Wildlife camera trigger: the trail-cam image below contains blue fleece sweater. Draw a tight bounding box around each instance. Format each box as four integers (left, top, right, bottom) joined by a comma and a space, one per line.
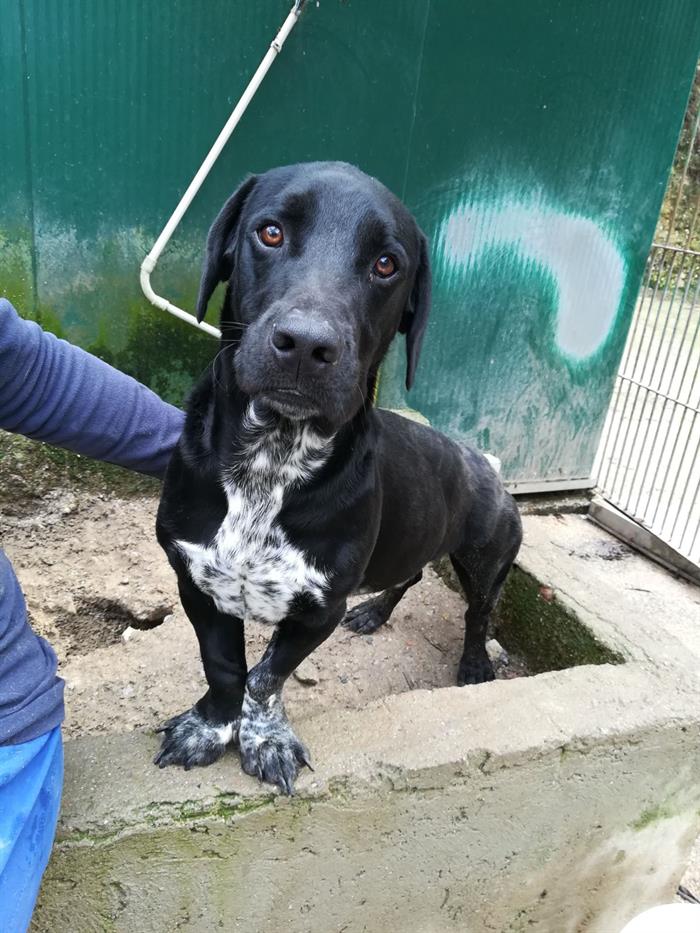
0, 298, 184, 744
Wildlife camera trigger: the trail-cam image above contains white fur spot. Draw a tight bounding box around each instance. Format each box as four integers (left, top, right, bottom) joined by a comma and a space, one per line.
251, 451, 270, 472
240, 689, 289, 754
176, 409, 332, 625
213, 722, 236, 745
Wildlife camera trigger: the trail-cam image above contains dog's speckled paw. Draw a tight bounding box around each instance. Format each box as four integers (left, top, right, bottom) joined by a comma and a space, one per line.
154, 707, 237, 770
239, 691, 312, 795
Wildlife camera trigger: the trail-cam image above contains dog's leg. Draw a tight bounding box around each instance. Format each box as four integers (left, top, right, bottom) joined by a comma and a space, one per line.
154, 576, 247, 770
239, 605, 344, 794
450, 496, 522, 686
450, 551, 515, 686
341, 572, 422, 634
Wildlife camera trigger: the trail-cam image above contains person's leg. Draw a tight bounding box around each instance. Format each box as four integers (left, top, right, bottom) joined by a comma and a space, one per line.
0, 726, 63, 933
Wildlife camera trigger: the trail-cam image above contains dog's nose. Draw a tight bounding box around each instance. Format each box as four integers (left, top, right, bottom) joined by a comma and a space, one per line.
271, 316, 341, 372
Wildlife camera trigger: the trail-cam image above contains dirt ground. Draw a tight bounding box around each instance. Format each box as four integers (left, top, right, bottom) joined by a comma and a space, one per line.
2, 487, 527, 741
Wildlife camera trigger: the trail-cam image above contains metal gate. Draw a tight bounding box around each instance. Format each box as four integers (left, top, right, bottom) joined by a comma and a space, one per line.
594, 70, 700, 580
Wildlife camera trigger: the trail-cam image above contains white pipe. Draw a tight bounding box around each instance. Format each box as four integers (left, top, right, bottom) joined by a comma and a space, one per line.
140, 0, 307, 338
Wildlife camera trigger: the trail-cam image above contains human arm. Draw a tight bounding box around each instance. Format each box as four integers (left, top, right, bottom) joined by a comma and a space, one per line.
0, 298, 184, 477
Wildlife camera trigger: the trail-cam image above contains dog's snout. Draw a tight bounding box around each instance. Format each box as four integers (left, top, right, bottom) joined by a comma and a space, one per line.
271, 314, 341, 372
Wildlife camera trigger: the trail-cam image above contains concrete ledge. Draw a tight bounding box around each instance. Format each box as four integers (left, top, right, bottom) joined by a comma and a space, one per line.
33, 515, 700, 932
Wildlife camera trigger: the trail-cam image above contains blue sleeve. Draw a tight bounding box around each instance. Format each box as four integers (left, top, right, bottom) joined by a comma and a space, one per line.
0, 552, 64, 745
0, 298, 184, 478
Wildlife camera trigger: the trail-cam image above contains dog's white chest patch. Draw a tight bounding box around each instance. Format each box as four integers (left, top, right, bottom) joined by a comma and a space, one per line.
176, 411, 331, 625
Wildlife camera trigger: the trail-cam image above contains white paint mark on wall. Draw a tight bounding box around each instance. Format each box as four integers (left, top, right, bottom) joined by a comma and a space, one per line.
437, 197, 625, 360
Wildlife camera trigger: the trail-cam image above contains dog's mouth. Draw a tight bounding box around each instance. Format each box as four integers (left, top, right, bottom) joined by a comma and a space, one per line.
257, 388, 321, 421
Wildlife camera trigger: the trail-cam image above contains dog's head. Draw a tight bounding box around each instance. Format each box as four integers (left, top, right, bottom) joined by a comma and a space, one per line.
196, 161, 431, 428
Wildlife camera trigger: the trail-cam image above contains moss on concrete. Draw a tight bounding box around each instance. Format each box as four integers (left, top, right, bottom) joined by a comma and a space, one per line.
0, 431, 158, 507
170, 793, 276, 825
632, 803, 674, 831
59, 793, 278, 847
433, 557, 624, 674
494, 566, 624, 673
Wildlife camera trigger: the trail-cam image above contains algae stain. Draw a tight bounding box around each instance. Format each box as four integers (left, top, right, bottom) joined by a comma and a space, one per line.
36, 302, 68, 339
171, 793, 276, 825
61, 794, 277, 847
494, 566, 625, 673
112, 299, 214, 406
632, 803, 674, 831
0, 227, 35, 316
434, 557, 624, 673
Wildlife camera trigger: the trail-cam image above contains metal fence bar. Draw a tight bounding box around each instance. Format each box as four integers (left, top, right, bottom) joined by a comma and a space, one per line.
595, 69, 700, 571
594, 259, 657, 485
595, 253, 659, 489
607, 248, 683, 504
651, 242, 700, 257
599, 249, 674, 497
616, 374, 700, 416
648, 283, 700, 528
666, 344, 700, 543
674, 463, 700, 555
623, 256, 698, 516
689, 496, 700, 558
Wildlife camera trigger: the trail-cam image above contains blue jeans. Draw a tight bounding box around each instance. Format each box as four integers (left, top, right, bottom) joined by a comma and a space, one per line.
0, 727, 63, 932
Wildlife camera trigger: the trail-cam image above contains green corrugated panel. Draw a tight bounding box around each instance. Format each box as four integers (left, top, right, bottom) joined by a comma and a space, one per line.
1, 0, 35, 316
378, 0, 700, 486
10, 0, 429, 401
2, 0, 699, 485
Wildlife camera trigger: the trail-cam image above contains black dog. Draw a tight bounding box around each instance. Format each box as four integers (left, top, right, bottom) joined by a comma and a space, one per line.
155, 162, 522, 793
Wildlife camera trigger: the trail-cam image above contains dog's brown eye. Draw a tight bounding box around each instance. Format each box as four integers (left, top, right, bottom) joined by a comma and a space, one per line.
373, 254, 396, 278
258, 224, 284, 248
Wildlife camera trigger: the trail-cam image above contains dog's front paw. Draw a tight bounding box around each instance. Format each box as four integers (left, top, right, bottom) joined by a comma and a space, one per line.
457, 651, 496, 686
154, 707, 238, 770
239, 692, 312, 795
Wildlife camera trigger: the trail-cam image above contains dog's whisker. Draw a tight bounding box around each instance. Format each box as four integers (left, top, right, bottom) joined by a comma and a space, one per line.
210, 343, 239, 391
351, 382, 369, 438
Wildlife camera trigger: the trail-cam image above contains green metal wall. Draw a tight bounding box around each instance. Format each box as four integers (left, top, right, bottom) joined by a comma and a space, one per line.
2, 1, 699, 487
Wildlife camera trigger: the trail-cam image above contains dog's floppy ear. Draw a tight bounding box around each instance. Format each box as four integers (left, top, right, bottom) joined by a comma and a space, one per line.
399, 232, 432, 391
196, 174, 258, 323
